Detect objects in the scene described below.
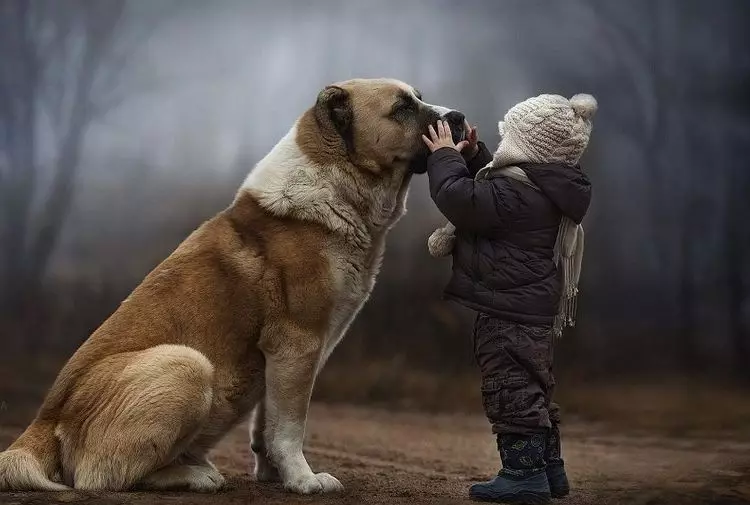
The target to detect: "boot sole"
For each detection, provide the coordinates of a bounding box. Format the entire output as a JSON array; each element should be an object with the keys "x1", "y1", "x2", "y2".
[{"x1": 470, "y1": 490, "x2": 552, "y2": 504}]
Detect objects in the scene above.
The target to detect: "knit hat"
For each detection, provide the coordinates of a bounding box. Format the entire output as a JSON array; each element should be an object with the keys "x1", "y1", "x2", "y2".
[{"x1": 493, "y1": 93, "x2": 597, "y2": 167}]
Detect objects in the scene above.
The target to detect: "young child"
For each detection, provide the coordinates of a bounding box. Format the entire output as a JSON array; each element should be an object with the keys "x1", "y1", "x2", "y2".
[{"x1": 422, "y1": 93, "x2": 596, "y2": 503}]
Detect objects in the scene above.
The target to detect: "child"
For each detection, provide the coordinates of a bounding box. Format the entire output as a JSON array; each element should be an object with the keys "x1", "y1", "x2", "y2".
[{"x1": 422, "y1": 93, "x2": 596, "y2": 503}]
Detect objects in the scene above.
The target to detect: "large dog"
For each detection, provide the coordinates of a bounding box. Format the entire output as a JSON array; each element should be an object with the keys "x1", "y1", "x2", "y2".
[{"x1": 0, "y1": 78, "x2": 465, "y2": 494}]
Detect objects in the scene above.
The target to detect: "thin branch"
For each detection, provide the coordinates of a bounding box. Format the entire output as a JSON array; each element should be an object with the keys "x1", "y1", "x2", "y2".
[
  {"x1": 582, "y1": 1, "x2": 649, "y2": 61},
  {"x1": 577, "y1": 0, "x2": 657, "y2": 137},
  {"x1": 93, "y1": 0, "x2": 177, "y2": 96}
]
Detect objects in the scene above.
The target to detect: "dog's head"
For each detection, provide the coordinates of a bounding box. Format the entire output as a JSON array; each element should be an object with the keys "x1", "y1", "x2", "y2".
[{"x1": 311, "y1": 78, "x2": 465, "y2": 176}]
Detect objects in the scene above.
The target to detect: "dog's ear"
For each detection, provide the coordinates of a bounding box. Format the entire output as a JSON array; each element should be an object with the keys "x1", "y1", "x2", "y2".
[{"x1": 315, "y1": 86, "x2": 353, "y2": 148}]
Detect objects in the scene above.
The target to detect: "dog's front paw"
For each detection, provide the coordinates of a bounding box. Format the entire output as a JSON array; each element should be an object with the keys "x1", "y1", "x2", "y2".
[
  {"x1": 284, "y1": 471, "x2": 344, "y2": 494},
  {"x1": 315, "y1": 472, "x2": 344, "y2": 492}
]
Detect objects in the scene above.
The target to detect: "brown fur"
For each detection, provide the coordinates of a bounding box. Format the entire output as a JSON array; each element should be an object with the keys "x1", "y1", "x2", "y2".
[{"x1": 2, "y1": 195, "x2": 333, "y2": 490}]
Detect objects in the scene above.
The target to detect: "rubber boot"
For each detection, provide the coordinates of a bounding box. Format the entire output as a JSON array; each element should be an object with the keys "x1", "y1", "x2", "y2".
[
  {"x1": 545, "y1": 423, "x2": 570, "y2": 498},
  {"x1": 469, "y1": 433, "x2": 551, "y2": 504}
]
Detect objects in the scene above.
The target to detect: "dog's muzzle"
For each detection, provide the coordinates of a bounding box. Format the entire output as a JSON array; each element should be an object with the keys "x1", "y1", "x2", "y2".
[
  {"x1": 409, "y1": 107, "x2": 468, "y2": 175},
  {"x1": 442, "y1": 110, "x2": 466, "y2": 144}
]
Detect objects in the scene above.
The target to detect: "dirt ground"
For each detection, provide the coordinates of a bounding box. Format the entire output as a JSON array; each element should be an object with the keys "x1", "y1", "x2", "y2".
[{"x1": 1, "y1": 403, "x2": 749, "y2": 505}]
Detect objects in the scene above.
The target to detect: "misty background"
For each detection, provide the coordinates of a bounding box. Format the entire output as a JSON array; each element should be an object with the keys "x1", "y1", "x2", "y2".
[{"x1": 1, "y1": 0, "x2": 750, "y2": 414}]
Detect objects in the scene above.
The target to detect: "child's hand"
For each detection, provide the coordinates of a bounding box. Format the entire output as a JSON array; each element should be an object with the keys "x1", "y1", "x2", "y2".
[
  {"x1": 462, "y1": 119, "x2": 479, "y2": 159},
  {"x1": 422, "y1": 120, "x2": 469, "y2": 153}
]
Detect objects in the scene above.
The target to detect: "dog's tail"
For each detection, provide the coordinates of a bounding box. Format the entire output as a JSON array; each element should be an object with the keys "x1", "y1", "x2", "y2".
[{"x1": 0, "y1": 421, "x2": 70, "y2": 491}]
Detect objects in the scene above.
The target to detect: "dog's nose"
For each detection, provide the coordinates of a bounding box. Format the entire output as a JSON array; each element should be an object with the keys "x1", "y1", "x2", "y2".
[{"x1": 444, "y1": 110, "x2": 465, "y2": 126}]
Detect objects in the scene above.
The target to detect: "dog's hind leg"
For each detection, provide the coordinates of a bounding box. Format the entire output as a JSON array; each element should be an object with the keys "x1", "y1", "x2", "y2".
[
  {"x1": 137, "y1": 452, "x2": 225, "y2": 492},
  {"x1": 69, "y1": 344, "x2": 215, "y2": 491}
]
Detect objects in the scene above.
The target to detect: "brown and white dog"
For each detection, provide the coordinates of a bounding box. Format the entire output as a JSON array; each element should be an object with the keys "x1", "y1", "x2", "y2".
[{"x1": 0, "y1": 78, "x2": 465, "y2": 494}]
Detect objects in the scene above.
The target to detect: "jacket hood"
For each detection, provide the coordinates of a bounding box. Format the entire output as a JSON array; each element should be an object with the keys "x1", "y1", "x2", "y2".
[{"x1": 520, "y1": 162, "x2": 591, "y2": 224}]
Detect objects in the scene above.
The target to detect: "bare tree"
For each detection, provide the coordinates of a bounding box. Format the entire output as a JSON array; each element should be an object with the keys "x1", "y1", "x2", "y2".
[
  {"x1": 725, "y1": 166, "x2": 750, "y2": 379},
  {"x1": 0, "y1": 0, "x2": 173, "y2": 311},
  {"x1": 576, "y1": 0, "x2": 703, "y2": 367},
  {"x1": 721, "y1": 80, "x2": 750, "y2": 379}
]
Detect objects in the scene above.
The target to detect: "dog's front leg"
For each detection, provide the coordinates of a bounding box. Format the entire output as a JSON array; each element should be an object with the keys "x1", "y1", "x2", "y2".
[
  {"x1": 249, "y1": 399, "x2": 280, "y2": 482},
  {"x1": 260, "y1": 327, "x2": 342, "y2": 494}
]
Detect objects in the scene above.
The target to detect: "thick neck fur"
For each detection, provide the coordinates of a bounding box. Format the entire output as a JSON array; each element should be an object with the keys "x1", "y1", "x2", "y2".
[{"x1": 236, "y1": 114, "x2": 409, "y2": 248}]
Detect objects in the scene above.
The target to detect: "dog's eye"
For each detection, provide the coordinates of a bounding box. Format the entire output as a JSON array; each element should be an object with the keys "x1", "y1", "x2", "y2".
[{"x1": 393, "y1": 100, "x2": 417, "y2": 114}]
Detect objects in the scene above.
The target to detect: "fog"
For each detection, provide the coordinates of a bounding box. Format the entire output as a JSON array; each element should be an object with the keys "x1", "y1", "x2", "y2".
[{"x1": 1, "y1": 0, "x2": 749, "y2": 379}]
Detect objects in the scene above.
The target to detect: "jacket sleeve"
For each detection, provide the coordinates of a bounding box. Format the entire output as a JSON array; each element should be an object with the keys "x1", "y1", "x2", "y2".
[
  {"x1": 465, "y1": 141, "x2": 493, "y2": 177},
  {"x1": 426, "y1": 147, "x2": 513, "y2": 235}
]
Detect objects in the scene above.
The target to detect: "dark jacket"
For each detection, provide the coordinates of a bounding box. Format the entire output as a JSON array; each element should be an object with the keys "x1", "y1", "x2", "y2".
[{"x1": 426, "y1": 142, "x2": 592, "y2": 325}]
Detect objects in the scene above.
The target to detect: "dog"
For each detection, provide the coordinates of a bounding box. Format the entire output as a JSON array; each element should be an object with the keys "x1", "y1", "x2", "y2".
[{"x1": 0, "y1": 78, "x2": 466, "y2": 494}]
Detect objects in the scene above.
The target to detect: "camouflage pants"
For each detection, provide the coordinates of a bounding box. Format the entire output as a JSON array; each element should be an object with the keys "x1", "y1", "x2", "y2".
[{"x1": 473, "y1": 313, "x2": 561, "y2": 435}]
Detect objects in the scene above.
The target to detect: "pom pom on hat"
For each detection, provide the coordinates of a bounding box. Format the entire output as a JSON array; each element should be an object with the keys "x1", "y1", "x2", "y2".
[{"x1": 570, "y1": 94, "x2": 598, "y2": 120}]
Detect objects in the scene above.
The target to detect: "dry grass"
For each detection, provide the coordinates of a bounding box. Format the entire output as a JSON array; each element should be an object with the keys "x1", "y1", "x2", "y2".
[
  {"x1": 314, "y1": 356, "x2": 484, "y2": 412},
  {"x1": 315, "y1": 361, "x2": 750, "y2": 438},
  {"x1": 3, "y1": 355, "x2": 750, "y2": 439},
  {"x1": 557, "y1": 378, "x2": 750, "y2": 436}
]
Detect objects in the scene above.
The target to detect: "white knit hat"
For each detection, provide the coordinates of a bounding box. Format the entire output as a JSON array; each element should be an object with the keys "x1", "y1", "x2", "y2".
[{"x1": 493, "y1": 93, "x2": 598, "y2": 167}]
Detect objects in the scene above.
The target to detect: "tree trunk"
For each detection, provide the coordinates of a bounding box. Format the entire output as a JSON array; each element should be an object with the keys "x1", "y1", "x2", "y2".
[
  {"x1": 26, "y1": 107, "x2": 91, "y2": 294},
  {"x1": 0, "y1": 2, "x2": 39, "y2": 311},
  {"x1": 726, "y1": 158, "x2": 750, "y2": 380},
  {"x1": 16, "y1": 10, "x2": 103, "y2": 303}
]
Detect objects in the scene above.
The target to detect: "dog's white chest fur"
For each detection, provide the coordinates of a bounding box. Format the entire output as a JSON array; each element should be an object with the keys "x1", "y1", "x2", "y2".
[
  {"x1": 320, "y1": 243, "x2": 378, "y2": 365},
  {"x1": 241, "y1": 124, "x2": 405, "y2": 368},
  {"x1": 320, "y1": 185, "x2": 406, "y2": 366}
]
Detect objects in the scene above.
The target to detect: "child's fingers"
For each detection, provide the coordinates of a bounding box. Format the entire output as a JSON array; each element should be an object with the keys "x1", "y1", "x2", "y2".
[
  {"x1": 427, "y1": 124, "x2": 436, "y2": 141},
  {"x1": 456, "y1": 140, "x2": 470, "y2": 151},
  {"x1": 436, "y1": 121, "x2": 445, "y2": 139},
  {"x1": 428, "y1": 124, "x2": 438, "y2": 141},
  {"x1": 438, "y1": 121, "x2": 451, "y2": 140},
  {"x1": 443, "y1": 120, "x2": 453, "y2": 139}
]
